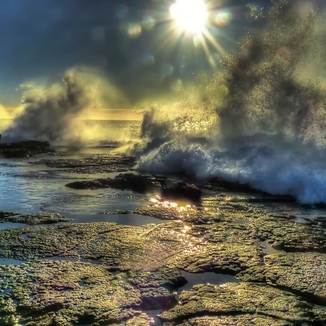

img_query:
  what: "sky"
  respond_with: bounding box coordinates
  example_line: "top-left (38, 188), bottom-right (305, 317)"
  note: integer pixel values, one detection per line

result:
top-left (0, 0), bottom-right (271, 108)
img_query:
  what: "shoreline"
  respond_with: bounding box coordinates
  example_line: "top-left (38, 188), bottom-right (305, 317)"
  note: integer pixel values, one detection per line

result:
top-left (0, 142), bottom-right (325, 324)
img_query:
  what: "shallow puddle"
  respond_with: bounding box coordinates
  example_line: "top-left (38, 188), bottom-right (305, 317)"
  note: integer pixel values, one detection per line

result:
top-left (0, 222), bottom-right (26, 231)
top-left (179, 271), bottom-right (240, 294)
top-left (147, 310), bottom-right (163, 326)
top-left (261, 240), bottom-right (283, 255)
top-left (0, 258), bottom-right (27, 265)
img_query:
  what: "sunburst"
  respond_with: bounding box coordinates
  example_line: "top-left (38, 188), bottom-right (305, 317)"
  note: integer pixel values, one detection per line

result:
top-left (168, 0), bottom-right (232, 68)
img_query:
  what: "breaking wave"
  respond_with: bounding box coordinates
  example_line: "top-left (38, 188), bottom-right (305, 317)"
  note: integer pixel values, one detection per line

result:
top-left (2, 66), bottom-right (128, 145)
top-left (136, 0), bottom-right (326, 205)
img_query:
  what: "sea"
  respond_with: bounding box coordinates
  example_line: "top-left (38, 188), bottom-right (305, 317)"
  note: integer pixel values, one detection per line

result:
top-left (0, 119), bottom-right (143, 216)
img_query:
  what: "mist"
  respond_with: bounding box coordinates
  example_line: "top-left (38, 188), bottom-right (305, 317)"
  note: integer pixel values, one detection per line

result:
top-left (2, 67), bottom-right (128, 144)
top-left (135, 0), bottom-right (326, 204)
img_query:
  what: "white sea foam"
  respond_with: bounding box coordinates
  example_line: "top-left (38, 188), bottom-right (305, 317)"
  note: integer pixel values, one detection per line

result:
top-left (138, 136), bottom-right (326, 204)
top-left (136, 1), bottom-right (326, 204)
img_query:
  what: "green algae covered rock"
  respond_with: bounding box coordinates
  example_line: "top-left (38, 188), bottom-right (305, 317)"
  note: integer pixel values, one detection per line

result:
top-left (0, 212), bottom-right (69, 225)
top-left (0, 210), bottom-right (326, 324)
top-left (159, 283), bottom-right (313, 325)
top-left (163, 315), bottom-right (294, 325)
top-left (0, 221), bottom-right (261, 274)
top-left (0, 260), bottom-right (184, 325)
top-left (238, 252), bottom-right (326, 305)
top-left (253, 216), bottom-right (326, 251)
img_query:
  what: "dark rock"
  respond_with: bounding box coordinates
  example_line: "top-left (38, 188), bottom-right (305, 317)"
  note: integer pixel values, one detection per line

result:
top-left (0, 140), bottom-right (55, 158)
top-left (207, 177), bottom-right (295, 202)
top-left (107, 173), bottom-right (161, 193)
top-left (64, 179), bottom-right (112, 190)
top-left (162, 180), bottom-right (201, 202)
top-left (0, 212), bottom-right (20, 219)
top-left (66, 173), bottom-right (202, 202)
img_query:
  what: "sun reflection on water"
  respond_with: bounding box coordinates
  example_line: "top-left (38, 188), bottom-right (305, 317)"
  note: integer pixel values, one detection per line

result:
top-left (148, 195), bottom-right (197, 220)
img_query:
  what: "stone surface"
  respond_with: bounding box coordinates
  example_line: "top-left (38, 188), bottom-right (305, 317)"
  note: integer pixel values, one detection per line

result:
top-left (253, 216), bottom-right (326, 252)
top-left (0, 260), bottom-right (182, 325)
top-left (102, 193), bottom-right (263, 225)
top-left (1, 206), bottom-right (326, 320)
top-left (0, 222), bottom-right (261, 274)
top-left (238, 252), bottom-right (326, 305)
top-left (66, 173), bottom-right (202, 202)
top-left (0, 166), bottom-right (325, 324)
top-left (164, 315), bottom-right (294, 325)
top-left (0, 259), bottom-right (321, 326)
top-left (0, 141), bottom-right (55, 158)
top-left (0, 212), bottom-right (69, 225)
top-left (159, 283), bottom-right (313, 325)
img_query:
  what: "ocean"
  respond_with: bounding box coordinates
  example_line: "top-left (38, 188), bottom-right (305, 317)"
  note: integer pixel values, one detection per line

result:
top-left (0, 119), bottom-right (142, 214)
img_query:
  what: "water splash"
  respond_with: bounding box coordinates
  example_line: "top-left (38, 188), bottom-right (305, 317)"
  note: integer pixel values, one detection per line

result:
top-left (2, 66), bottom-right (128, 145)
top-left (136, 0), bottom-right (326, 204)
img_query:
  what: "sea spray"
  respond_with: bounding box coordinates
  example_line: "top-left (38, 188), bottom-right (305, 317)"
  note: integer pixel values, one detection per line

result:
top-left (218, 0), bottom-right (326, 143)
top-left (136, 0), bottom-right (326, 204)
top-left (2, 66), bottom-right (128, 145)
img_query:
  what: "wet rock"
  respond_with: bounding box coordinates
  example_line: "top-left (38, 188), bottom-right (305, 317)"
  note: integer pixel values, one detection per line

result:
top-left (164, 315), bottom-right (294, 325)
top-left (128, 268), bottom-right (187, 310)
top-left (207, 177), bottom-right (258, 193)
top-left (207, 178), bottom-right (295, 203)
top-left (0, 258), bottom-right (319, 326)
top-left (66, 173), bottom-right (202, 202)
top-left (161, 181), bottom-right (201, 202)
top-left (124, 194), bottom-right (259, 224)
top-left (0, 141), bottom-right (55, 158)
top-left (0, 260), bottom-right (157, 325)
top-left (159, 282), bottom-right (313, 325)
top-left (65, 173), bottom-right (160, 192)
top-left (0, 212), bottom-right (69, 225)
top-left (238, 253), bottom-right (326, 305)
top-left (30, 155), bottom-right (136, 174)
top-left (1, 209), bottom-right (325, 323)
top-left (0, 212), bottom-right (20, 219)
top-left (254, 216), bottom-right (326, 252)
top-left (127, 267), bottom-right (188, 290)
top-left (0, 221), bottom-right (261, 274)
top-left (64, 178), bottom-right (113, 190)
top-left (313, 309), bottom-right (326, 326)
top-left (131, 199), bottom-right (206, 222)
top-left (133, 206), bottom-right (196, 222)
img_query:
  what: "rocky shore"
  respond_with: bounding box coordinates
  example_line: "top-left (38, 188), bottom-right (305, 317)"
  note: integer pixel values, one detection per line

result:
top-left (0, 143), bottom-right (326, 325)
top-left (0, 199), bottom-right (326, 325)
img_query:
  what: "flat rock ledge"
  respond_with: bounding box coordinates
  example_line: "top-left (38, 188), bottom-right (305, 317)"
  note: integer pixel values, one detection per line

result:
top-left (0, 212), bottom-right (69, 225)
top-left (0, 141), bottom-right (55, 158)
top-left (0, 260), bottom-right (185, 326)
top-left (65, 173), bottom-right (202, 202)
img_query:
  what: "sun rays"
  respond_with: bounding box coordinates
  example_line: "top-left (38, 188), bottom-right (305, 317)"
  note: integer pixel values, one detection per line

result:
top-left (166, 0), bottom-right (232, 69)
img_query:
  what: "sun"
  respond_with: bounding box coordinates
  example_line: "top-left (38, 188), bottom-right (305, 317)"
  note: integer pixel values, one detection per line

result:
top-left (170, 0), bottom-right (208, 34)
